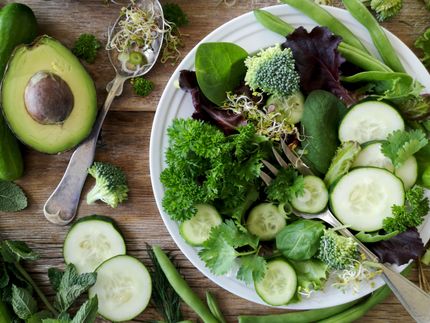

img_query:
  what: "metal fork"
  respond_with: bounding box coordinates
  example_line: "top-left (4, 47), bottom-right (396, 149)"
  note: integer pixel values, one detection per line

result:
top-left (261, 140), bottom-right (430, 323)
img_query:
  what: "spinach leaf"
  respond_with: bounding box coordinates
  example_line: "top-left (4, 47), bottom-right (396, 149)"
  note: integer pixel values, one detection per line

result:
top-left (195, 42), bottom-right (248, 106)
top-left (301, 90), bottom-right (347, 175)
top-left (11, 285), bottom-right (37, 319)
top-left (355, 230), bottom-right (399, 243)
top-left (276, 219), bottom-right (325, 260)
top-left (0, 180), bottom-right (27, 212)
top-left (54, 264), bottom-right (96, 313)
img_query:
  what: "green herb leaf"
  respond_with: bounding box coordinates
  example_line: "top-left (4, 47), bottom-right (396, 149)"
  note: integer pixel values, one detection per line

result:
top-left (11, 285), bottom-right (37, 319)
top-left (0, 240), bottom-right (38, 263)
top-left (381, 129), bottom-right (428, 168)
top-left (71, 296), bottom-right (98, 323)
top-left (48, 268), bottom-right (63, 293)
top-left (26, 310), bottom-right (52, 323)
top-left (415, 27), bottom-right (430, 68)
top-left (276, 219), bottom-right (325, 261)
top-left (0, 262), bottom-right (9, 288)
top-left (195, 42), bottom-right (248, 106)
top-left (355, 230), bottom-right (399, 243)
top-left (42, 319), bottom-right (70, 323)
top-left (290, 259), bottom-right (328, 296)
top-left (383, 186), bottom-right (430, 232)
top-left (236, 254), bottom-right (267, 284)
top-left (54, 264), bottom-right (97, 312)
top-left (266, 166), bottom-right (304, 204)
top-left (0, 181), bottom-right (27, 212)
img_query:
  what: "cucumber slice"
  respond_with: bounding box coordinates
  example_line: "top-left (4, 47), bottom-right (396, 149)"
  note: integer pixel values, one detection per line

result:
top-left (339, 101), bottom-right (404, 144)
top-left (63, 215), bottom-right (126, 274)
top-left (246, 203), bottom-right (286, 241)
top-left (89, 255), bottom-right (152, 322)
top-left (266, 91), bottom-right (305, 124)
top-left (352, 142), bottom-right (418, 189)
top-left (330, 167), bottom-right (405, 231)
top-left (254, 259), bottom-right (297, 306)
top-left (179, 204), bottom-right (222, 246)
top-left (291, 176), bottom-right (328, 214)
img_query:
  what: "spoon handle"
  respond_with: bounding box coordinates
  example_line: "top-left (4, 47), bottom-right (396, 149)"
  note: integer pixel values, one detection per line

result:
top-left (43, 75), bottom-right (126, 225)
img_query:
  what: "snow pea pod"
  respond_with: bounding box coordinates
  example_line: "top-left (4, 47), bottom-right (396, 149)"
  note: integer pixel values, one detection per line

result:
top-left (280, 0), bottom-right (371, 55)
top-left (342, 0), bottom-right (406, 72)
top-left (253, 9), bottom-right (392, 72)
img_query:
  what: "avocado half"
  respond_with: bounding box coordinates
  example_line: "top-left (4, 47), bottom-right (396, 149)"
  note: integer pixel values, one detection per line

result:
top-left (1, 35), bottom-right (97, 154)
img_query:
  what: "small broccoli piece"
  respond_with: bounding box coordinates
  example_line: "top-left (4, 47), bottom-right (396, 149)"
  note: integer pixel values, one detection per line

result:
top-left (87, 162), bottom-right (128, 208)
top-left (317, 229), bottom-right (360, 270)
top-left (72, 34), bottom-right (101, 64)
top-left (244, 44), bottom-right (300, 97)
top-left (369, 0), bottom-right (403, 21)
top-left (162, 3), bottom-right (188, 27)
top-left (131, 77), bottom-right (154, 96)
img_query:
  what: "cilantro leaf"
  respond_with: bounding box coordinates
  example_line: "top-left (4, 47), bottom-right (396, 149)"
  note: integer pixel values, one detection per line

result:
top-left (0, 180), bottom-right (27, 212)
top-left (383, 186), bottom-right (430, 232)
top-left (0, 240), bottom-right (38, 263)
top-left (381, 129), bottom-right (428, 168)
top-left (266, 166), bottom-right (304, 204)
top-left (53, 264), bottom-right (97, 313)
top-left (199, 220), bottom-right (259, 275)
top-left (71, 296), bottom-right (98, 323)
top-left (12, 285), bottom-right (37, 319)
top-left (236, 254), bottom-right (267, 284)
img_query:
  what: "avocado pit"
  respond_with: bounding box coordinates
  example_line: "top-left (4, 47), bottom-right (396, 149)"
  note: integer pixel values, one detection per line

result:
top-left (24, 71), bottom-right (74, 124)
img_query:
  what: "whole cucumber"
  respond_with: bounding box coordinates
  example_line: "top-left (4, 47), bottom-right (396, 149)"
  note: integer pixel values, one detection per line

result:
top-left (0, 3), bottom-right (38, 180)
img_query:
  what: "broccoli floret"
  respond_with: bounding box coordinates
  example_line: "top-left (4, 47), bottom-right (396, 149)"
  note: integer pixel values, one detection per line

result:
top-left (131, 77), bottom-right (154, 96)
top-left (72, 34), bottom-right (101, 64)
top-left (162, 3), bottom-right (188, 27)
top-left (317, 229), bottom-right (359, 270)
top-left (369, 0), bottom-right (403, 21)
top-left (87, 162), bottom-right (128, 208)
top-left (244, 44), bottom-right (300, 97)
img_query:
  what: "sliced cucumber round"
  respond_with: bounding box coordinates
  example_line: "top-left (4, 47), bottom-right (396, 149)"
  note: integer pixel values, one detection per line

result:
top-left (89, 255), bottom-right (152, 322)
top-left (352, 142), bottom-right (418, 189)
top-left (246, 203), bottom-right (286, 241)
top-left (179, 204), bottom-right (222, 246)
top-left (255, 259), bottom-right (297, 306)
top-left (63, 215), bottom-right (126, 274)
top-left (338, 101), bottom-right (404, 144)
top-left (330, 167), bottom-right (405, 232)
top-left (291, 176), bottom-right (328, 214)
top-left (266, 91), bottom-right (305, 124)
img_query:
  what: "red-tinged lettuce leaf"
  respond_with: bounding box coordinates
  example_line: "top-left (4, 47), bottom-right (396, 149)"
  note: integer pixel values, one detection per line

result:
top-left (282, 26), bottom-right (356, 106)
top-left (370, 228), bottom-right (424, 265)
top-left (179, 70), bottom-right (246, 134)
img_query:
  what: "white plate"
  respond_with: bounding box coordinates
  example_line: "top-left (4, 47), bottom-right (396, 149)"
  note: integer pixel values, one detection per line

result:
top-left (150, 4), bottom-right (430, 309)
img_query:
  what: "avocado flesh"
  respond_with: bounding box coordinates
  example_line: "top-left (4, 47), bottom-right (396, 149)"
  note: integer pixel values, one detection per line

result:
top-left (1, 36), bottom-right (97, 154)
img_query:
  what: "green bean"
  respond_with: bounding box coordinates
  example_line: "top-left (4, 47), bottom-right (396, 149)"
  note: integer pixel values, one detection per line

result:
top-left (152, 246), bottom-right (219, 323)
top-left (238, 299), bottom-right (361, 323)
top-left (342, 0), bottom-right (405, 72)
top-left (280, 0), bottom-right (371, 55)
top-left (206, 291), bottom-right (227, 323)
top-left (254, 9), bottom-right (392, 72)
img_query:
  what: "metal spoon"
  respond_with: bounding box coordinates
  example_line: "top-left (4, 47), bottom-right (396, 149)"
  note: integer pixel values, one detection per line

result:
top-left (44, 0), bottom-right (164, 225)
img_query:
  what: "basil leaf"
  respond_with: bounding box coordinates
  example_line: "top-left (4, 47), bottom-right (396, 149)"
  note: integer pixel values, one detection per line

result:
top-left (276, 219), bottom-right (325, 260)
top-left (0, 180), bottom-right (27, 212)
top-left (11, 285), bottom-right (37, 319)
top-left (71, 296), bottom-right (98, 323)
top-left (0, 240), bottom-right (38, 263)
top-left (195, 42), bottom-right (248, 106)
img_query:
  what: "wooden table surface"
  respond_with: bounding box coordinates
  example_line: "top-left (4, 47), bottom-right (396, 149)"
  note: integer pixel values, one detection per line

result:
top-left (2, 0), bottom-right (430, 322)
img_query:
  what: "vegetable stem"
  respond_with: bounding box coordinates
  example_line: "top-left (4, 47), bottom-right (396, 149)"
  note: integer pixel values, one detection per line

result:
top-left (152, 246), bottom-right (219, 323)
top-left (206, 291), bottom-right (227, 323)
top-left (14, 262), bottom-right (58, 316)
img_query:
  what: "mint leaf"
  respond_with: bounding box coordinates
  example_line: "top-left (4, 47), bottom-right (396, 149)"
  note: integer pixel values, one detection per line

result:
top-left (71, 296), bottom-right (98, 323)
top-left (54, 264), bottom-right (97, 312)
top-left (27, 310), bottom-right (52, 322)
top-left (12, 285), bottom-right (37, 319)
top-left (381, 129), bottom-right (428, 168)
top-left (0, 262), bottom-right (9, 288)
top-left (236, 254), bottom-right (266, 284)
top-left (0, 240), bottom-right (38, 263)
top-left (48, 268), bottom-right (63, 292)
top-left (0, 180), bottom-right (27, 212)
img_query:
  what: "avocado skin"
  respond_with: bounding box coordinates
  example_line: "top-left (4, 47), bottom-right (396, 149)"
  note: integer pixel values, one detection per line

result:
top-left (0, 3), bottom-right (37, 179)
top-left (2, 36), bottom-right (98, 154)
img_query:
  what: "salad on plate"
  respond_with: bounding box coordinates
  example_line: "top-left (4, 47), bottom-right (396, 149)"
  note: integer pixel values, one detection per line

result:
top-left (157, 0), bottom-right (430, 307)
